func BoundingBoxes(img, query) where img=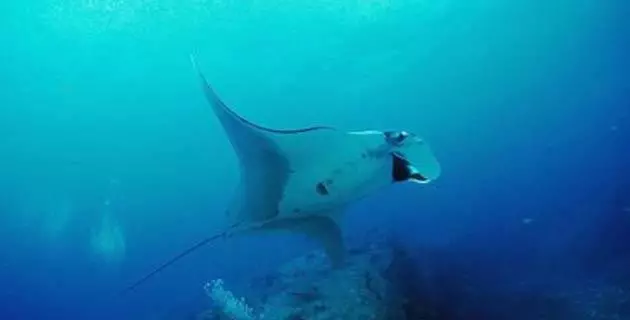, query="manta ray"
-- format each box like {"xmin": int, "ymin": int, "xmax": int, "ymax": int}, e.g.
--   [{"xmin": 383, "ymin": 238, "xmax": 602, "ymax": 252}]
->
[{"xmin": 122, "ymin": 56, "xmax": 441, "ymax": 293}]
